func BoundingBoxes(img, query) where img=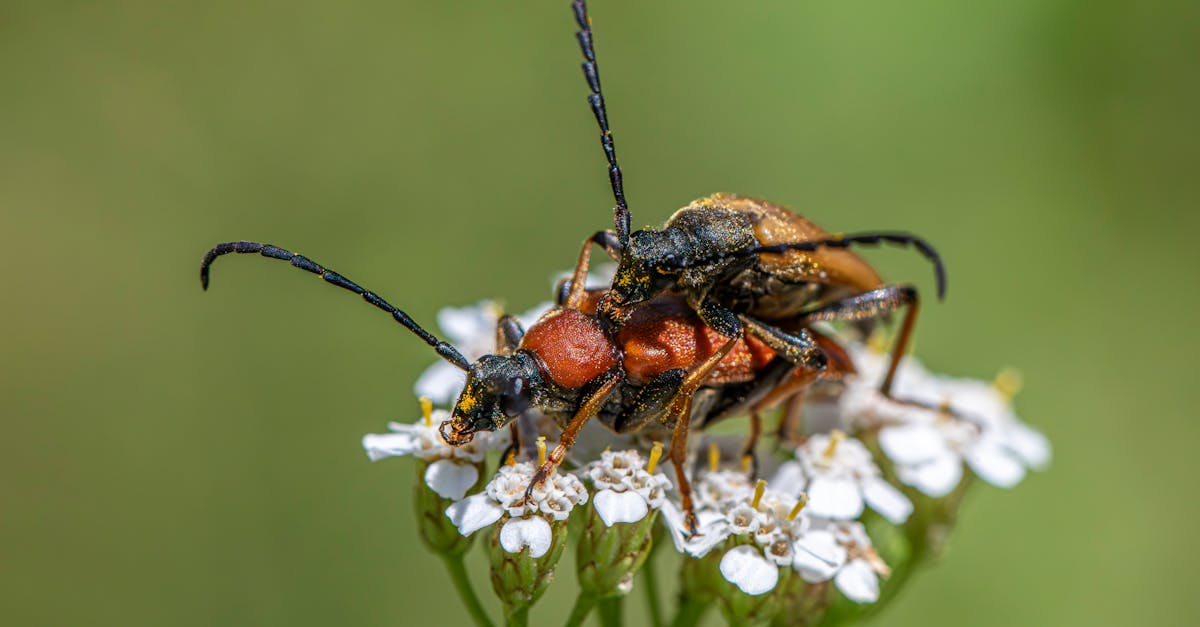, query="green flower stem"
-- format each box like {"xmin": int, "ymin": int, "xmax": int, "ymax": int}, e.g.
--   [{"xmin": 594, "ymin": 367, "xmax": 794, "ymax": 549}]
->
[
  {"xmin": 442, "ymin": 555, "xmax": 496, "ymax": 627},
  {"xmin": 640, "ymin": 536, "xmax": 665, "ymax": 627},
  {"xmin": 563, "ymin": 594, "xmax": 596, "ymax": 627},
  {"xmin": 597, "ymin": 596, "xmax": 623, "ymax": 627},
  {"xmin": 506, "ymin": 606, "xmax": 529, "ymax": 627},
  {"xmin": 669, "ymin": 598, "xmax": 709, "ymax": 627}
]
